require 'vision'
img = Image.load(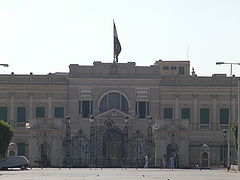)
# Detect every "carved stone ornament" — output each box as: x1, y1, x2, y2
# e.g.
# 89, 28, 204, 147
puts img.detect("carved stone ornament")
156, 119, 187, 131
31, 119, 61, 130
